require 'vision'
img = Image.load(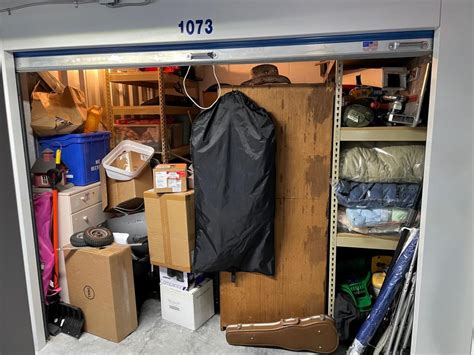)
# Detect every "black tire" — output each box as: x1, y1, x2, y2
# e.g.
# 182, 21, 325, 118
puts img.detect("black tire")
83, 226, 114, 247
70, 231, 88, 247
